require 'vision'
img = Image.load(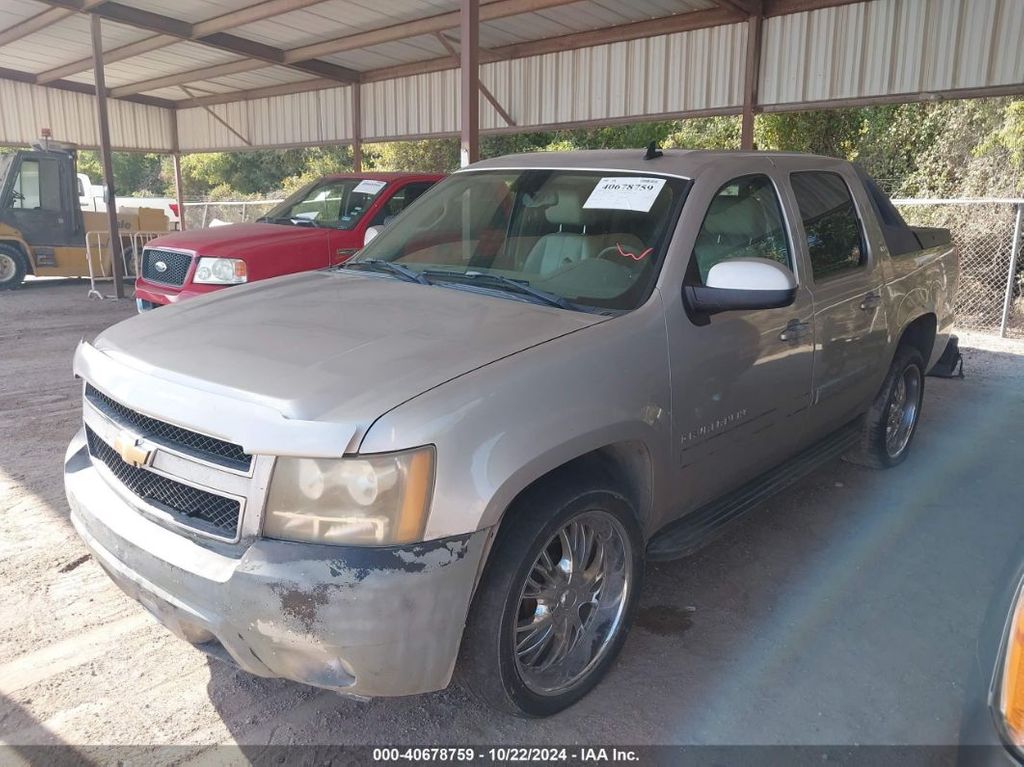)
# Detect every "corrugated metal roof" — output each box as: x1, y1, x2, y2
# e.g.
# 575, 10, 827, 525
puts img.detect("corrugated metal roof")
114, 0, 260, 26
480, 22, 745, 129
176, 86, 353, 150
478, 0, 715, 47
0, 12, 146, 74
64, 41, 244, 89
760, 0, 1024, 105
0, 78, 174, 151
0, 0, 1019, 152
321, 34, 452, 71
234, 0, 457, 49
